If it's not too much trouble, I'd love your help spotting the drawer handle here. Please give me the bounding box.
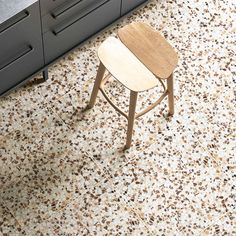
[0,11,30,34]
[0,45,33,71]
[51,0,84,19]
[52,0,110,36]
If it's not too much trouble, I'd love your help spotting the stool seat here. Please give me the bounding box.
[98,37,159,92]
[118,22,178,79]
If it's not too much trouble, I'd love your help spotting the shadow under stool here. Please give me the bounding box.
[88,22,178,149]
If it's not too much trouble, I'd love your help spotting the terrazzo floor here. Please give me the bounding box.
[0,0,235,235]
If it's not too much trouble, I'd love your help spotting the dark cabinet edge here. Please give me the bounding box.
[120,0,148,16]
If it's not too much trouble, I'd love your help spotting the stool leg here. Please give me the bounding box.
[88,62,106,109]
[167,73,174,116]
[125,91,138,149]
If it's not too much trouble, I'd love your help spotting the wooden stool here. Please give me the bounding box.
[88,23,178,149]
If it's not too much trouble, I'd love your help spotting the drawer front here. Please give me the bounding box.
[40,0,67,17]
[0,2,44,95]
[43,0,121,64]
[121,0,147,15]
[0,2,42,53]
[42,0,109,34]
[0,44,44,95]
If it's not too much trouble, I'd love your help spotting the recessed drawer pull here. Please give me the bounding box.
[0,45,33,71]
[51,0,84,19]
[0,11,30,34]
[52,0,110,36]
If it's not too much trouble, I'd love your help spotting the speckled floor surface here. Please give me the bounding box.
[0,0,235,235]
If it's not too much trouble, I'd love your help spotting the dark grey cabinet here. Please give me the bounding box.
[0,0,148,96]
[42,0,121,64]
[0,2,44,95]
[41,0,111,33]
[121,0,147,15]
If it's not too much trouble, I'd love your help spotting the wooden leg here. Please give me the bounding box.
[167,73,174,116]
[88,62,106,109]
[125,91,138,149]
[43,68,48,81]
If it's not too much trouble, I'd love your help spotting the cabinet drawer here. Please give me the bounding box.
[43,0,121,64]
[41,0,109,34]
[0,42,44,95]
[121,0,147,15]
[0,2,43,62]
[0,2,44,95]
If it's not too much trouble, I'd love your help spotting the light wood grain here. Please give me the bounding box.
[167,73,174,115]
[88,62,106,108]
[98,36,158,92]
[125,91,138,149]
[118,22,178,79]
